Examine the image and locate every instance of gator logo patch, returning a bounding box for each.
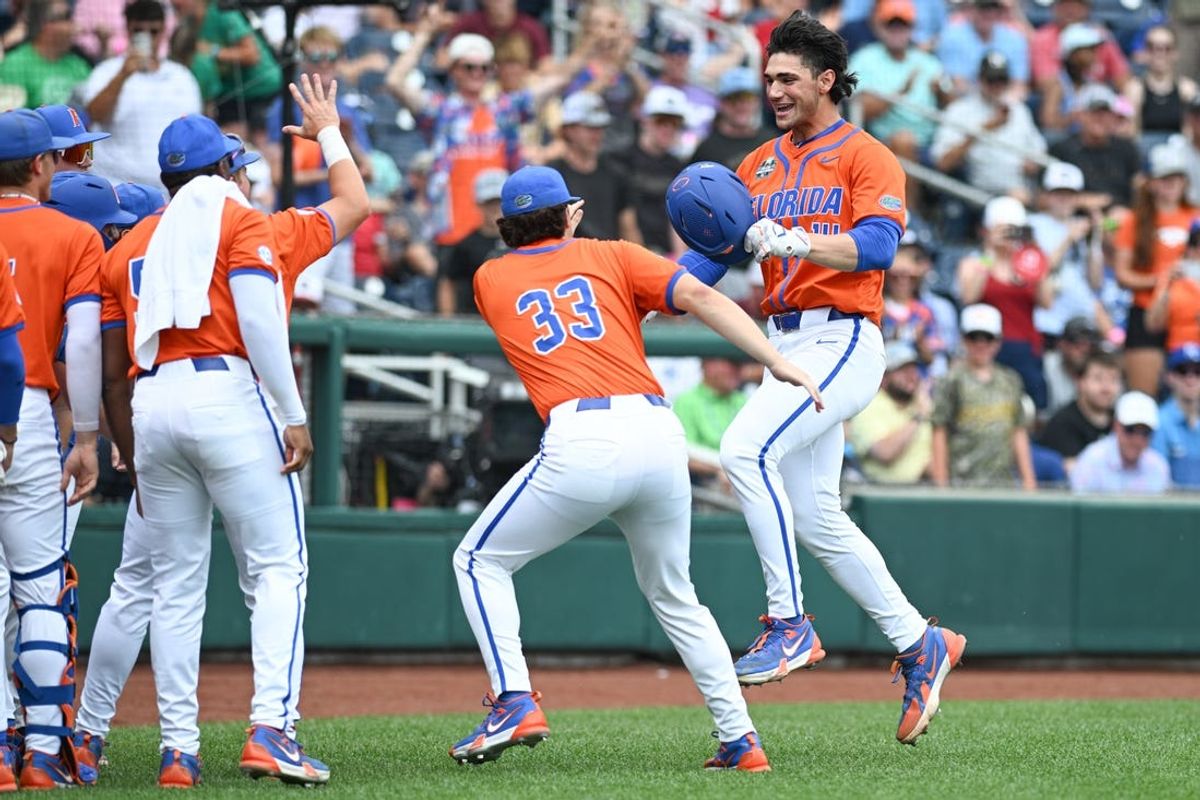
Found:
[878,195,902,212]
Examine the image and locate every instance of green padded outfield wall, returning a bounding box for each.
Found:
[71,490,1200,657]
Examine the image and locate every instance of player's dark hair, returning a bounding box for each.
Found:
[766,11,858,104]
[497,203,569,248]
[0,156,38,188]
[125,0,166,24]
[160,156,233,197]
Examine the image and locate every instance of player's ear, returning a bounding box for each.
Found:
[817,68,835,95]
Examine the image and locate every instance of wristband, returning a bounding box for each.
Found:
[317,125,351,167]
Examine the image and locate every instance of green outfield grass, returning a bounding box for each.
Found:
[85,699,1199,799]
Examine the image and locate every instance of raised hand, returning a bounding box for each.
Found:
[281,73,340,141]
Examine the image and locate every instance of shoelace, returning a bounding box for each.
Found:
[890,651,928,706]
[745,615,783,653]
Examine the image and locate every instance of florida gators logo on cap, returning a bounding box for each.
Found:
[166,152,186,168]
[514,194,533,209]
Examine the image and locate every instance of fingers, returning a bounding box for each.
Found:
[326,78,337,105]
[281,125,302,136]
[68,470,97,505]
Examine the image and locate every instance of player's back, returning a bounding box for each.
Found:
[738,122,906,324]
[0,197,102,393]
[474,237,684,420]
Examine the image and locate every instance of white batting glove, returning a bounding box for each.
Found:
[743,218,812,263]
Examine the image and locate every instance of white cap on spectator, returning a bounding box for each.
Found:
[561,92,612,127]
[983,195,1027,229]
[885,340,920,371]
[474,168,509,203]
[960,303,1002,337]
[409,150,435,174]
[1115,391,1159,430]
[1148,143,1190,179]
[1043,161,1085,192]
[1074,82,1117,112]
[447,33,494,64]
[642,85,688,118]
[1059,23,1105,56]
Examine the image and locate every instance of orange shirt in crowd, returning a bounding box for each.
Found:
[438,106,507,247]
[1164,278,1200,351]
[1114,207,1196,308]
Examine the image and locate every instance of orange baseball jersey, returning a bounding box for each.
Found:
[270,206,336,311]
[474,237,685,421]
[101,200,277,373]
[738,120,907,326]
[0,240,24,336]
[0,196,102,393]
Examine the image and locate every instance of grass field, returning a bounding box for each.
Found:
[87,699,1199,799]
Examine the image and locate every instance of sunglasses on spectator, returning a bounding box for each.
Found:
[61,142,93,169]
[457,62,492,74]
[302,50,339,63]
[1173,364,1200,377]
[1145,40,1175,52]
[1122,424,1153,439]
[128,24,163,36]
[883,18,913,28]
[964,331,997,343]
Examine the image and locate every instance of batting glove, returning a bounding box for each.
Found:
[743,218,812,263]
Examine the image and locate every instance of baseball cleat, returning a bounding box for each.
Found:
[734,614,826,685]
[449,691,550,765]
[19,751,76,789]
[704,731,771,772]
[158,749,201,788]
[239,725,329,786]
[891,620,967,745]
[72,731,104,785]
[0,731,16,792]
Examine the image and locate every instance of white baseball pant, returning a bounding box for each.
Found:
[453,394,755,741]
[0,388,77,756]
[132,356,307,755]
[719,309,928,651]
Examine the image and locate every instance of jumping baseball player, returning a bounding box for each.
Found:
[75,75,367,786]
[450,165,824,772]
[0,109,103,789]
[717,13,966,745]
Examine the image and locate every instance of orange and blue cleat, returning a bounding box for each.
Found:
[892,620,968,745]
[19,750,75,789]
[449,691,550,765]
[0,729,16,792]
[734,614,826,685]
[158,749,201,788]
[72,731,104,785]
[704,731,771,772]
[240,725,329,786]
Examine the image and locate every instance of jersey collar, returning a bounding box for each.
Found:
[514,238,572,256]
[785,118,848,152]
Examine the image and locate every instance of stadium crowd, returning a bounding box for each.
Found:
[1,0,1199,500]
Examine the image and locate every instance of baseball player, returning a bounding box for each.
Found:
[74,75,366,786]
[34,105,111,174]
[0,239,24,475]
[715,12,966,745]
[0,109,103,788]
[450,165,824,772]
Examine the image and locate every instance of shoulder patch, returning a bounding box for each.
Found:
[257,245,274,266]
[754,157,776,180]
[878,195,903,212]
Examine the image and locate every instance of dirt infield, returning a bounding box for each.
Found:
[90,661,1200,727]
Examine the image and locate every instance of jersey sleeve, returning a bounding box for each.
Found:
[99,252,126,330]
[64,225,104,309]
[0,247,22,335]
[618,241,687,316]
[847,140,907,230]
[226,206,279,282]
[273,208,335,285]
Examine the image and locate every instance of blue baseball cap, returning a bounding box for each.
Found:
[226,133,261,172]
[46,173,137,245]
[1168,343,1200,370]
[116,182,166,221]
[158,115,241,174]
[500,166,580,217]
[36,105,111,146]
[718,67,760,98]
[0,109,75,161]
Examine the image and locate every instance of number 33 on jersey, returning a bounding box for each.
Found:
[473,238,687,420]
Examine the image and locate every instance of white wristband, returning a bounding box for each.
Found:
[317,125,351,167]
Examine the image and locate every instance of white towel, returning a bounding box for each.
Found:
[133,175,251,370]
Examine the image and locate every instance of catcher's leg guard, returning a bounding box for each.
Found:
[10,556,79,779]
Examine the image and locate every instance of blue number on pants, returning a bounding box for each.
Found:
[516,288,567,355]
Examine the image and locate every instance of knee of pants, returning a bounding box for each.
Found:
[719,434,762,484]
[792,503,852,553]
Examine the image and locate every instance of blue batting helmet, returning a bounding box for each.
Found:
[115,182,166,222]
[665,161,755,266]
[46,172,137,250]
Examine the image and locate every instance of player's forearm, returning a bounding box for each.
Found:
[804,232,869,272]
[65,302,101,433]
[230,274,307,425]
[322,158,370,241]
[870,419,921,465]
[672,275,786,371]
[85,72,128,124]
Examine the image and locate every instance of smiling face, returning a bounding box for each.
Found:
[764,52,832,133]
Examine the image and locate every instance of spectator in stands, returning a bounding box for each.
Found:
[847,341,933,484]
[547,91,641,243]
[0,0,90,108]
[849,0,946,207]
[81,0,202,189]
[1043,315,1101,414]
[931,52,1045,203]
[490,33,561,165]
[958,197,1054,408]
[379,168,439,310]
[883,244,943,369]
[1175,99,1200,209]
[342,7,423,167]
[1145,220,1200,356]
[1029,161,1107,339]
[1071,391,1170,494]
[1039,23,1108,136]
[169,0,282,137]
[628,85,688,256]
[673,357,748,489]
[74,0,141,61]
[1036,350,1120,477]
[936,0,1029,97]
[1114,143,1195,395]
[840,0,947,50]
[692,68,766,173]
[649,31,715,160]
[1152,344,1200,487]
[1124,26,1195,142]
[1030,0,1129,93]
[1049,84,1141,209]
[437,168,507,317]
[931,303,1037,489]
[446,0,551,70]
